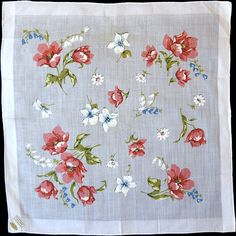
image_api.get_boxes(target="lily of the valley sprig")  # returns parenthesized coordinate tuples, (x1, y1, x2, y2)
(142, 158, 201, 201)
(135, 91, 161, 117)
(135, 70, 151, 83)
(126, 133, 147, 158)
(107, 154, 119, 169)
(107, 32, 132, 62)
(188, 94, 206, 109)
(174, 109, 206, 147)
(23, 27, 93, 94)
(28, 125, 107, 208)
(115, 164, 136, 197)
(33, 98, 53, 119)
(108, 85, 130, 108)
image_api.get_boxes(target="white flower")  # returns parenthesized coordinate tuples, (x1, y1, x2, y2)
(152, 157, 168, 171)
(136, 73, 146, 83)
(193, 94, 205, 107)
(115, 176, 136, 197)
(80, 104, 99, 126)
(91, 73, 104, 86)
(107, 33, 130, 54)
(107, 160, 119, 168)
(139, 95, 146, 107)
(83, 26, 90, 33)
(157, 128, 170, 141)
(33, 99, 52, 119)
(99, 108, 118, 132)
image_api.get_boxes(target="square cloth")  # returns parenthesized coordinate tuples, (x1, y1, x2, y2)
(1, 1, 235, 234)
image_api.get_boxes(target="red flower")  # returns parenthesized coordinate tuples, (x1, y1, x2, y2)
(55, 152, 87, 184)
(71, 45, 94, 65)
(128, 139, 147, 158)
(77, 186, 96, 206)
(175, 68, 191, 87)
(141, 45, 158, 67)
(163, 31, 198, 61)
(33, 41, 62, 68)
(42, 125, 69, 155)
(185, 128, 206, 147)
(167, 164, 194, 200)
(35, 180, 58, 199)
(108, 86, 124, 108)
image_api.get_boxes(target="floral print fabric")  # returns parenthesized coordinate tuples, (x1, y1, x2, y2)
(2, 1, 234, 235)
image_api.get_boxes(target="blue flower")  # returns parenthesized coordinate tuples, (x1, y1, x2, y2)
(62, 186, 67, 192)
(38, 35, 43, 40)
(63, 193, 68, 198)
(28, 33, 33, 39)
(21, 39, 26, 45)
(33, 32, 39, 38)
(71, 203, 76, 208)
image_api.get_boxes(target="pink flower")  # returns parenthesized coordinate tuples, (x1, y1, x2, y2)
(163, 31, 198, 61)
(42, 125, 69, 155)
(77, 186, 96, 206)
(141, 45, 158, 67)
(128, 139, 147, 158)
(185, 128, 206, 147)
(167, 164, 195, 200)
(55, 152, 87, 184)
(72, 45, 94, 65)
(175, 68, 191, 87)
(35, 180, 58, 199)
(108, 86, 124, 108)
(33, 41, 62, 68)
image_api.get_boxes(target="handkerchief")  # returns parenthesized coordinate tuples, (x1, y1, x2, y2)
(1, 1, 234, 234)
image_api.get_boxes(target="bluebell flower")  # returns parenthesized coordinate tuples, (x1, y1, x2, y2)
(22, 39, 26, 45)
(28, 33, 33, 39)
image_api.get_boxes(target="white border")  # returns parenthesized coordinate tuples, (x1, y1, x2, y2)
(1, 1, 234, 234)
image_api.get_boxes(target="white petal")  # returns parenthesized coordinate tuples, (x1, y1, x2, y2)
(41, 111, 49, 119)
(108, 118, 117, 128)
(102, 108, 110, 116)
(152, 158, 157, 164)
(83, 26, 90, 32)
(92, 108, 99, 115)
(140, 101, 146, 107)
(99, 113, 105, 123)
(129, 182, 137, 189)
(115, 185, 122, 193)
(123, 175, 133, 183)
(114, 33, 122, 42)
(110, 112, 118, 118)
(83, 118, 89, 126)
(86, 104, 92, 110)
(122, 33, 129, 40)
(122, 187, 130, 197)
(80, 109, 89, 117)
(123, 40, 130, 47)
(107, 42, 116, 49)
(103, 123, 109, 132)
(117, 178, 122, 185)
(114, 46, 125, 54)
(89, 115, 98, 125)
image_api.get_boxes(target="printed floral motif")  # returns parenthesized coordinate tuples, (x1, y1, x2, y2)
(107, 154, 119, 169)
(189, 59, 208, 80)
(99, 108, 118, 132)
(77, 186, 96, 206)
(107, 32, 132, 62)
(187, 188, 203, 203)
(141, 45, 162, 67)
(143, 158, 201, 202)
(126, 133, 147, 158)
(33, 98, 53, 119)
(91, 68, 104, 86)
(174, 110, 206, 147)
(163, 31, 198, 61)
(35, 180, 58, 199)
(115, 175, 136, 197)
(189, 94, 206, 109)
(175, 68, 191, 87)
(152, 156, 168, 171)
(27, 125, 107, 208)
(21, 28, 47, 45)
(156, 128, 170, 141)
(108, 86, 130, 108)
(23, 27, 93, 93)
(135, 91, 162, 117)
(80, 103, 99, 126)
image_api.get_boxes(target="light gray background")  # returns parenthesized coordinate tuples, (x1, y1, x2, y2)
(14, 14, 220, 220)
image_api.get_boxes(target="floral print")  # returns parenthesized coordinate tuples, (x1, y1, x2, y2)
(24, 29, 208, 207)
(108, 86, 129, 108)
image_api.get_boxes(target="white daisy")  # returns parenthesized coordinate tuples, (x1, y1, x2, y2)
(107, 33, 130, 54)
(157, 128, 170, 141)
(136, 73, 146, 83)
(33, 98, 52, 119)
(91, 73, 104, 86)
(115, 176, 136, 197)
(107, 160, 119, 169)
(193, 94, 205, 107)
(99, 108, 118, 132)
(80, 104, 99, 126)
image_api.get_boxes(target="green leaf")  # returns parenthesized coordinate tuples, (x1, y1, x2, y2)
(59, 68, 69, 83)
(74, 133, 90, 150)
(63, 49, 74, 63)
(96, 180, 107, 192)
(45, 73, 58, 87)
(147, 177, 161, 192)
(44, 30, 49, 42)
(174, 110, 188, 143)
(37, 171, 56, 178)
(53, 172, 63, 185)
(159, 50, 168, 58)
(121, 49, 132, 58)
(169, 77, 176, 84)
(70, 182, 79, 203)
(189, 118, 197, 122)
(147, 191, 171, 200)
(10, 222, 18, 231)
(68, 70, 77, 87)
(85, 152, 101, 165)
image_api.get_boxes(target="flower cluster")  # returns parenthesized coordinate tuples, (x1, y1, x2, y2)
(31, 125, 107, 207)
(108, 85, 130, 108)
